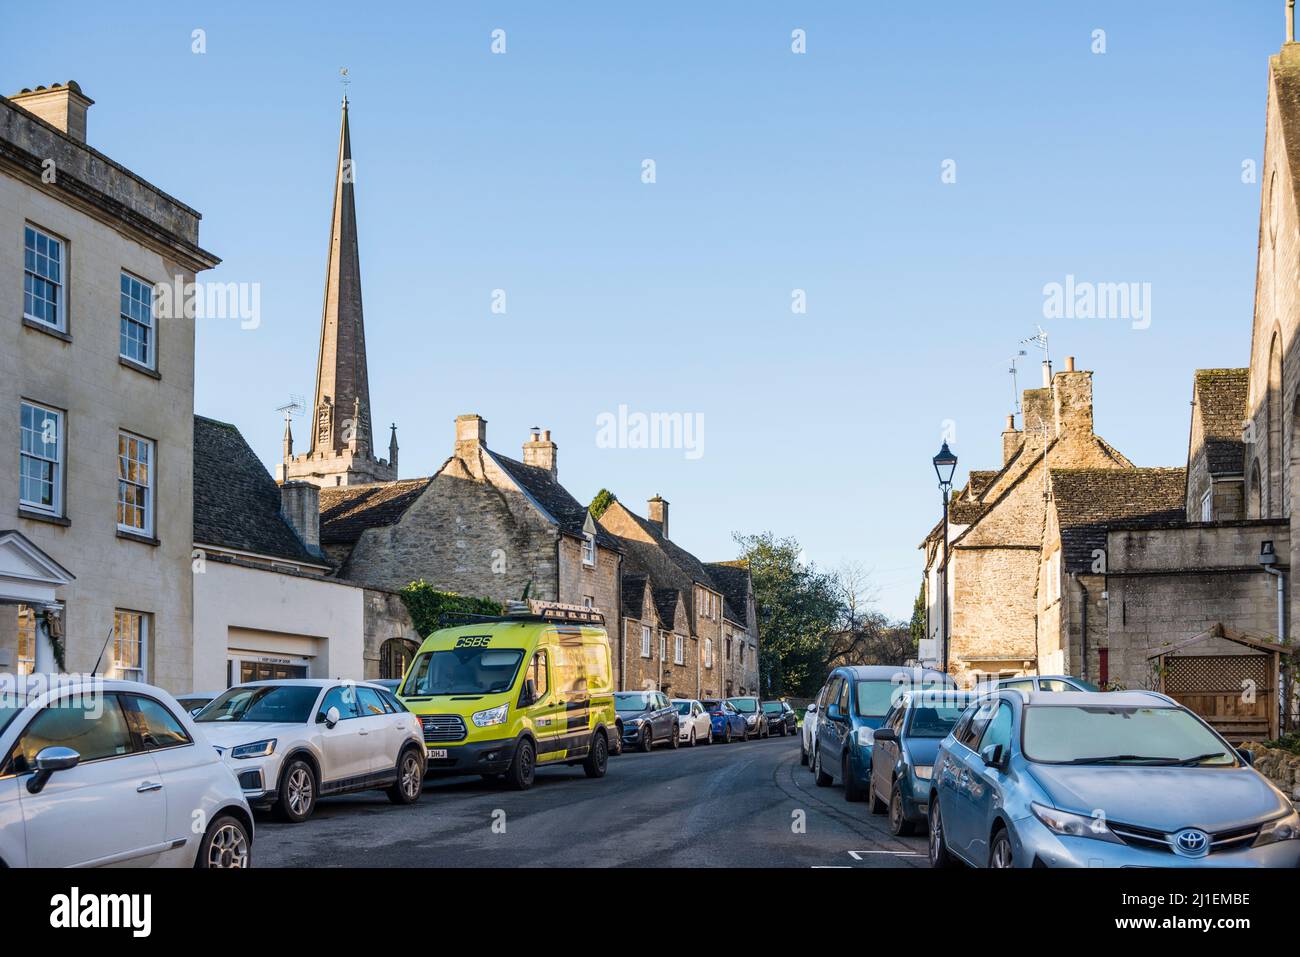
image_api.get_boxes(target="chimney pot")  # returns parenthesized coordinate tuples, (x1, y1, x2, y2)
(1041, 361, 1052, 387)
(1064, 356, 1076, 372)
(523, 426, 558, 477)
(10, 81, 93, 143)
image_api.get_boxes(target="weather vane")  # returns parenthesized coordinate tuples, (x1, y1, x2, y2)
(339, 66, 351, 102)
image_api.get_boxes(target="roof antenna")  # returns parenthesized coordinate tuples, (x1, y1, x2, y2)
(1007, 350, 1027, 426)
(276, 395, 304, 425)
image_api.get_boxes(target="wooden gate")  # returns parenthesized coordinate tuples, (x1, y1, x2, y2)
(1162, 654, 1273, 743)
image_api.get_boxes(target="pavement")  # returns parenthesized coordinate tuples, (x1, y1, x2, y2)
(252, 732, 930, 867)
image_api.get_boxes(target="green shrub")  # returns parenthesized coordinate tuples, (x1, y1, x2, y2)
(399, 581, 503, 639)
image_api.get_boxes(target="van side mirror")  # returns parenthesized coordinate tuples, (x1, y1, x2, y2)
(324, 706, 341, 729)
(520, 678, 537, 707)
(825, 703, 843, 722)
(980, 743, 1005, 768)
(873, 727, 898, 743)
(27, 746, 80, 794)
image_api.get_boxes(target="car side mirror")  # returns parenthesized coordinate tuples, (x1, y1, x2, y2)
(806, 704, 817, 714)
(324, 706, 341, 729)
(189, 707, 203, 717)
(873, 727, 898, 743)
(1236, 747, 1255, 766)
(980, 743, 1005, 768)
(27, 746, 80, 794)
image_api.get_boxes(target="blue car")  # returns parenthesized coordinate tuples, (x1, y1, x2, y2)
(928, 690, 1300, 868)
(869, 689, 978, 835)
(813, 665, 955, 802)
(700, 698, 748, 744)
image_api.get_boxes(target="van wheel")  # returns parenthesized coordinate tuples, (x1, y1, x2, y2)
(196, 814, 251, 869)
(505, 738, 536, 790)
(273, 759, 316, 823)
(638, 727, 653, 752)
(583, 732, 608, 779)
(813, 748, 832, 787)
(387, 747, 424, 805)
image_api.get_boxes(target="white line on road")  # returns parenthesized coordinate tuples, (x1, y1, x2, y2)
(848, 850, 923, 859)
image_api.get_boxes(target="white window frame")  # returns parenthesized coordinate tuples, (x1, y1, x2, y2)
(674, 634, 684, 666)
(704, 637, 713, 669)
(19, 400, 64, 516)
(1200, 489, 1213, 522)
(659, 633, 666, 662)
(117, 431, 155, 536)
(119, 271, 156, 370)
(640, 624, 651, 659)
(111, 609, 149, 682)
(23, 224, 66, 332)
(582, 532, 596, 566)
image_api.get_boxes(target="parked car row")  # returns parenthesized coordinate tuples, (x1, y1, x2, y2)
(801, 664, 1300, 867)
(615, 692, 799, 748)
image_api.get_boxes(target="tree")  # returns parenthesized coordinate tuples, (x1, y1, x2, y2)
(909, 577, 926, 648)
(589, 488, 617, 519)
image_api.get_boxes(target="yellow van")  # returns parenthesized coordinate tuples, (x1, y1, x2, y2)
(397, 608, 617, 790)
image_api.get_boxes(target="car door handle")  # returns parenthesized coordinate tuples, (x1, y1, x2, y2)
(358, 728, 369, 735)
(136, 781, 163, 793)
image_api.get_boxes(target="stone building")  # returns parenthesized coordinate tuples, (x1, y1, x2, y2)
(278, 97, 397, 489)
(0, 82, 218, 689)
(705, 561, 761, 696)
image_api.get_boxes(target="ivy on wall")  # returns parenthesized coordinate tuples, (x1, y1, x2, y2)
(398, 581, 504, 638)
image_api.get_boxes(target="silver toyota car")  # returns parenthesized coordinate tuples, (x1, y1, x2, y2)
(928, 690, 1300, 868)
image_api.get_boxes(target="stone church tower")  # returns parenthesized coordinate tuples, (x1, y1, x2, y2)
(278, 97, 397, 488)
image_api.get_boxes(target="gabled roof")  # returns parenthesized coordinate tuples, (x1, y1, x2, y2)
(652, 587, 682, 628)
(318, 477, 431, 545)
(1050, 467, 1187, 571)
(193, 416, 325, 566)
(1192, 369, 1248, 476)
(621, 572, 648, 620)
(704, 561, 752, 627)
(486, 451, 620, 550)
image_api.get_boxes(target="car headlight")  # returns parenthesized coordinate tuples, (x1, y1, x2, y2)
(912, 764, 933, 780)
(1031, 802, 1122, 844)
(746, 715, 758, 725)
(856, 727, 875, 747)
(1253, 809, 1300, 847)
(472, 704, 509, 727)
(230, 739, 276, 760)
(626, 716, 643, 726)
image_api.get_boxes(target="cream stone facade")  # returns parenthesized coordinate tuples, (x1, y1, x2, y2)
(0, 83, 218, 689)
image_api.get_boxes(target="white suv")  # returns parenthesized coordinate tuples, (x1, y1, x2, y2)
(0, 676, 253, 867)
(195, 679, 425, 823)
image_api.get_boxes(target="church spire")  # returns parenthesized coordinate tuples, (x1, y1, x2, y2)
(309, 95, 374, 458)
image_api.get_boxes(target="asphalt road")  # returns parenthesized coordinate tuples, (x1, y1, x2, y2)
(253, 733, 930, 867)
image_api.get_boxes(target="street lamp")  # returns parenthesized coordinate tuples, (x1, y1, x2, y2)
(933, 442, 958, 674)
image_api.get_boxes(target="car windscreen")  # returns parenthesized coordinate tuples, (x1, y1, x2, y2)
(728, 698, 758, 713)
(906, 704, 970, 738)
(701, 700, 723, 711)
(615, 692, 652, 712)
(402, 648, 524, 696)
(674, 701, 693, 715)
(1022, 705, 1236, 765)
(854, 680, 900, 718)
(195, 685, 320, 723)
(761, 701, 783, 714)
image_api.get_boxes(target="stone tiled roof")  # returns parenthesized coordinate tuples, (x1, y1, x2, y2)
(1193, 369, 1248, 476)
(652, 587, 681, 628)
(193, 416, 323, 565)
(318, 477, 431, 545)
(967, 470, 997, 497)
(487, 451, 620, 550)
(621, 572, 648, 620)
(1050, 467, 1187, 571)
(703, 561, 751, 627)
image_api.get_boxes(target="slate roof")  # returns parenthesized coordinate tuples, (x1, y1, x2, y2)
(318, 478, 431, 545)
(1193, 369, 1248, 476)
(487, 451, 620, 549)
(704, 561, 752, 627)
(967, 470, 997, 497)
(1050, 467, 1187, 571)
(193, 416, 323, 565)
(652, 587, 682, 627)
(621, 572, 648, 620)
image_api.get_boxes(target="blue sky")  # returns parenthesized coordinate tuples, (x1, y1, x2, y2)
(3, 1, 1284, 618)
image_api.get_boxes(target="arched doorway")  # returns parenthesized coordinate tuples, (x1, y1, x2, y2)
(380, 637, 418, 679)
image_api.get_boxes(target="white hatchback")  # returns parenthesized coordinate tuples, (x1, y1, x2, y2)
(672, 698, 713, 746)
(195, 679, 425, 823)
(0, 676, 253, 867)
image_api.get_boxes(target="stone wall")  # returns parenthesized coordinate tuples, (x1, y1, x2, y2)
(362, 588, 422, 680)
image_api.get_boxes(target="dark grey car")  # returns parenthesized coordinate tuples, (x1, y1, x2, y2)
(615, 691, 680, 752)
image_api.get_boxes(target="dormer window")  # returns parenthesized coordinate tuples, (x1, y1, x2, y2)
(582, 532, 596, 566)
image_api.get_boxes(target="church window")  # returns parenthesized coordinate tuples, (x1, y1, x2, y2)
(117, 431, 154, 535)
(119, 272, 155, 369)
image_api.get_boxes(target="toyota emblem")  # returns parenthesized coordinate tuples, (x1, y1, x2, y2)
(1173, 828, 1210, 857)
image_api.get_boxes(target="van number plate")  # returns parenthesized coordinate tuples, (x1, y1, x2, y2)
(427, 748, 448, 759)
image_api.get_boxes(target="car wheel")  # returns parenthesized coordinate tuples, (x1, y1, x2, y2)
(723, 726, 732, 744)
(638, 727, 653, 752)
(889, 783, 916, 836)
(989, 829, 1014, 868)
(613, 723, 624, 755)
(273, 758, 317, 823)
(814, 747, 832, 787)
(800, 740, 808, 765)
(505, 737, 536, 791)
(196, 814, 251, 869)
(869, 781, 887, 815)
(387, 747, 424, 805)
(670, 724, 680, 749)
(929, 799, 957, 868)
(742, 726, 750, 742)
(582, 731, 608, 779)
(843, 755, 865, 802)
(689, 728, 697, 747)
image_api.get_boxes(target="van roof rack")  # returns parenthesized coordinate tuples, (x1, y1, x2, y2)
(434, 607, 605, 629)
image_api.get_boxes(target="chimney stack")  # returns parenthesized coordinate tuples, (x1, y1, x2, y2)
(11, 82, 93, 143)
(455, 414, 487, 457)
(1053, 358, 1094, 436)
(523, 427, 558, 478)
(1001, 415, 1023, 466)
(647, 495, 669, 539)
(280, 481, 321, 555)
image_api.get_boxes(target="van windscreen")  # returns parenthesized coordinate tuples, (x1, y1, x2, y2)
(402, 648, 524, 696)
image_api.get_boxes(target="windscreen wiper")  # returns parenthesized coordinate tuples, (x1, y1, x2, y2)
(1173, 751, 1228, 766)
(1063, 753, 1182, 765)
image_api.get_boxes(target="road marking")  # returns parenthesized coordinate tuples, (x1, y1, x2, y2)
(848, 850, 923, 859)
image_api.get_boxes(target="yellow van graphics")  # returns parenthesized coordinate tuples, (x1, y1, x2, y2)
(397, 612, 616, 790)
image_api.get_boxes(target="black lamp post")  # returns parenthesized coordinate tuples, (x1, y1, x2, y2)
(933, 442, 958, 674)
